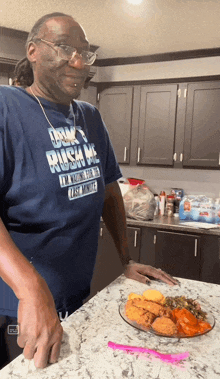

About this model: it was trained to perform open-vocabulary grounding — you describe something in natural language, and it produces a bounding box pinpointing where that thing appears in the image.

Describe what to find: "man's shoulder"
[0,85,24,101]
[74,99,98,113]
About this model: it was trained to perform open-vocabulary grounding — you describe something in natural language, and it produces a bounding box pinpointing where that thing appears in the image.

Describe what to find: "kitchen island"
[1,275,220,379]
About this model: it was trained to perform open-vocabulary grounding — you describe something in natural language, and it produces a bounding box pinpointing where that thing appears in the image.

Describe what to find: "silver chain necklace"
[29,86,76,143]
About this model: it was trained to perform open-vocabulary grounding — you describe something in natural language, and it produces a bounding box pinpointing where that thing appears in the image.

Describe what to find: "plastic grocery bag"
[122,182,156,221]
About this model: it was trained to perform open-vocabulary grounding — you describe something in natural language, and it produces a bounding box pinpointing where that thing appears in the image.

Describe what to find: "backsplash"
[120,166,220,199]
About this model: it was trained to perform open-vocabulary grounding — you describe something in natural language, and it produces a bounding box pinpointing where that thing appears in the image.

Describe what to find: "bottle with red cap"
[159,191,166,216]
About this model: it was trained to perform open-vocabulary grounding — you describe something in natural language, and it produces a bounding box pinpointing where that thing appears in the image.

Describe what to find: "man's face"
[30,16,91,103]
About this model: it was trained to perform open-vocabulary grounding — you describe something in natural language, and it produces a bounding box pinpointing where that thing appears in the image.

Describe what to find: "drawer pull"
[154,235,156,244]
[134,230,138,247]
[124,147,127,162]
[137,147,141,163]
[194,239,197,257]
[100,227,103,237]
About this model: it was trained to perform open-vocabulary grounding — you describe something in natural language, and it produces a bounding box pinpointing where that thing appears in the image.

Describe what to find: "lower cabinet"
[154,230,201,281]
[88,223,141,300]
[140,227,220,284]
[87,224,220,302]
[200,235,220,284]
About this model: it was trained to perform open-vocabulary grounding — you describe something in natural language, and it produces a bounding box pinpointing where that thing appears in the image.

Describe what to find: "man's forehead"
[41,17,88,42]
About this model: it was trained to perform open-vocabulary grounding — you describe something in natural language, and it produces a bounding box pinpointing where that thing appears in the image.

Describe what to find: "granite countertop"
[126,216,220,236]
[1,275,220,379]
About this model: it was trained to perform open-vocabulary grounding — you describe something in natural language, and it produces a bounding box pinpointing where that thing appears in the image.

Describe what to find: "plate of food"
[119,290,215,338]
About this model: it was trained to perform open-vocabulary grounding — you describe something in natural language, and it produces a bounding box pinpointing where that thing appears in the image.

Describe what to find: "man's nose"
[68,52,86,69]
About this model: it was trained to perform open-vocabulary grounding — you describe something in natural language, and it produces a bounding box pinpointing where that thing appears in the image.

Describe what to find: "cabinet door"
[183,82,220,168]
[137,84,178,165]
[98,86,133,164]
[155,230,201,280]
[78,85,97,107]
[88,224,141,299]
[139,227,156,267]
[200,235,220,284]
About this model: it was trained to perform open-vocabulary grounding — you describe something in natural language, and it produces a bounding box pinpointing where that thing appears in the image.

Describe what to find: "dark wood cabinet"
[200,235,220,284]
[98,86,133,164]
[88,223,141,299]
[155,230,201,280]
[97,81,220,170]
[139,227,156,267]
[78,85,97,107]
[87,223,220,303]
[183,82,220,168]
[137,85,178,166]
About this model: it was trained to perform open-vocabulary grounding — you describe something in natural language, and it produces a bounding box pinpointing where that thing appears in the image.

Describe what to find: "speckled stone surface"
[1,275,220,379]
[126,216,220,236]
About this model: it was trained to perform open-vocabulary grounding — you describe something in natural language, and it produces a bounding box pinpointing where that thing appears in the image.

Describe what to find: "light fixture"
[127,0,143,4]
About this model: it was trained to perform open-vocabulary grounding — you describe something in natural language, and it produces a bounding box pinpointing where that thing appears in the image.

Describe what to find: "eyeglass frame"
[32,38,97,66]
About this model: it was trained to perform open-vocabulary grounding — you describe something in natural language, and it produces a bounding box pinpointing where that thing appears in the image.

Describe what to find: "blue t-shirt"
[0,86,122,317]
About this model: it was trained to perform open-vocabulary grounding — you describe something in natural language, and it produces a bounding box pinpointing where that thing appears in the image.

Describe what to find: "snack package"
[123,183,156,221]
[179,195,215,223]
[215,198,220,225]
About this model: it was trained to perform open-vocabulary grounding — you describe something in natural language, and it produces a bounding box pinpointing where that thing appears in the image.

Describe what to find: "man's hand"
[124,260,179,286]
[17,278,63,369]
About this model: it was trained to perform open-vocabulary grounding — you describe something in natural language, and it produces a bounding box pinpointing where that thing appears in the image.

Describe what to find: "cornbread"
[143,289,165,304]
[128,293,143,301]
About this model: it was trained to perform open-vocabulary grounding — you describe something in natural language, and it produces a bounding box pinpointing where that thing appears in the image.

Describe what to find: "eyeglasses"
[35,38,97,65]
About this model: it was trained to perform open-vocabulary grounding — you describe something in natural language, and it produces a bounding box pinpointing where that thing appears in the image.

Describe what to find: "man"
[0,12,178,370]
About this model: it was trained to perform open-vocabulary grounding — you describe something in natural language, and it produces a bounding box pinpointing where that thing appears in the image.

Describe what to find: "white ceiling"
[1,0,220,59]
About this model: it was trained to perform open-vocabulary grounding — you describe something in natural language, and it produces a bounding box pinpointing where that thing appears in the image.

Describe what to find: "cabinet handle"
[154,235,156,244]
[184,89,187,98]
[219,152,220,166]
[97,93,100,102]
[194,239,197,257]
[134,230,138,247]
[100,227,103,237]
[124,147,127,162]
[180,153,183,162]
[137,147,141,163]
[173,153,177,161]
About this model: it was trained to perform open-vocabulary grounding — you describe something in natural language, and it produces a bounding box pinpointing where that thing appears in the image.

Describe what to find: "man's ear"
[27,42,37,64]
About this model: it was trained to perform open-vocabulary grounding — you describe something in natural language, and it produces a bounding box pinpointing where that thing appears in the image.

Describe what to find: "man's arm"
[0,218,63,368]
[102,181,179,286]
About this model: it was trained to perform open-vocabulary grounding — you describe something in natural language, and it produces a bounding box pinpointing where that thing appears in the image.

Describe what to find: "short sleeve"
[102,125,122,185]
[0,90,13,196]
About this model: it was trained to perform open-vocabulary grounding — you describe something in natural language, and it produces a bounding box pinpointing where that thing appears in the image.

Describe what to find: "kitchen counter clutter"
[1,275,220,379]
[126,215,220,236]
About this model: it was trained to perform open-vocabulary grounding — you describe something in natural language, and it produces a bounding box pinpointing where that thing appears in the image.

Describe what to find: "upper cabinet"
[98,86,133,164]
[183,82,220,168]
[98,80,220,170]
[137,84,178,165]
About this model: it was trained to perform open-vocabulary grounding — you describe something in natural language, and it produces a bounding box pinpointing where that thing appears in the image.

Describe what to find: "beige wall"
[120,165,220,199]
[93,56,220,82]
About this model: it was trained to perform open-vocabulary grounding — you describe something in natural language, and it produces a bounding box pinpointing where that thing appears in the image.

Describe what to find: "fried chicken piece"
[151,316,178,336]
[131,299,166,317]
[138,311,156,328]
[125,300,146,323]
